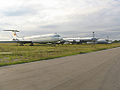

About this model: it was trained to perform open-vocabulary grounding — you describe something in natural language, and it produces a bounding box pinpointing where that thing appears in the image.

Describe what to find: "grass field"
[0,43,120,66]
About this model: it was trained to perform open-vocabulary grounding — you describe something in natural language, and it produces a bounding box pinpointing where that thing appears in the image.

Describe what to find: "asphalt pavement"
[0,47,120,90]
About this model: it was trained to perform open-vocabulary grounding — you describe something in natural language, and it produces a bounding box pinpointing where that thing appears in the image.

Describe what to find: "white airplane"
[63,37,97,44]
[0,30,62,46]
[96,39,112,44]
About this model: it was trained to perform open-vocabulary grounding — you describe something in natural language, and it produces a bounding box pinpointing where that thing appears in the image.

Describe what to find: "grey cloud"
[35,2,120,39]
[0,0,120,40]
[65,4,120,32]
[114,0,120,2]
[40,25,59,28]
[3,7,37,16]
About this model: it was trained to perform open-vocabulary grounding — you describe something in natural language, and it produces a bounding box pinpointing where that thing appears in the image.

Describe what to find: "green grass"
[0,43,120,66]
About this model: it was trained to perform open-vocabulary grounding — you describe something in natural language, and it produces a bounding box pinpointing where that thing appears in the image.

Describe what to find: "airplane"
[96,39,112,44]
[62,37,97,44]
[0,30,62,46]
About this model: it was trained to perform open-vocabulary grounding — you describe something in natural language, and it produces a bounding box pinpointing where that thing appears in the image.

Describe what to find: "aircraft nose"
[59,37,63,41]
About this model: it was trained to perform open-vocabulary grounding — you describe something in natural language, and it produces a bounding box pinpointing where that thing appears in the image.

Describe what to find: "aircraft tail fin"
[3,30,20,41]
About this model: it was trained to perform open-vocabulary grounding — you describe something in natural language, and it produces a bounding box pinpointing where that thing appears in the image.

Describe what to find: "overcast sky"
[0,0,120,40]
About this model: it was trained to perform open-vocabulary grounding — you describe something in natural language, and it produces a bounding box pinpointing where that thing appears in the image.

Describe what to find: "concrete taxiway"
[0,47,120,90]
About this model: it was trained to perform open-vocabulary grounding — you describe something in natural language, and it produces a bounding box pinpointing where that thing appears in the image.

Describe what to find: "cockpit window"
[54,35,60,37]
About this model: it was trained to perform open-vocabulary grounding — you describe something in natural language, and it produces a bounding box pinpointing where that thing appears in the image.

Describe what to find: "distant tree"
[113,40,120,43]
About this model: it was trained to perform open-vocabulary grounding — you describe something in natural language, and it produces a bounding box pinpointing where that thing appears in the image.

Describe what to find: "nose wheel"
[20,43,24,46]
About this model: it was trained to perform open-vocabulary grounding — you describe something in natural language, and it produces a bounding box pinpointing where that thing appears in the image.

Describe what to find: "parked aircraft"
[23,33,62,44]
[0,30,62,46]
[87,39,112,44]
[96,39,112,44]
[62,37,97,44]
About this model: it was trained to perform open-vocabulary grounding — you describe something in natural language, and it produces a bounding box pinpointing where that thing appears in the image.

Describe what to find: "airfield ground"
[0,43,120,66]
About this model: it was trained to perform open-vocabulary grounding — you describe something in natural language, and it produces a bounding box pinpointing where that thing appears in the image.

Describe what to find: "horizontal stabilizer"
[3,30,19,32]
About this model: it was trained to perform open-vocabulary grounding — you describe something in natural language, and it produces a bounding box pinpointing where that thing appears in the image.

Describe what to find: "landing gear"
[20,43,24,46]
[53,44,56,46]
[30,42,34,46]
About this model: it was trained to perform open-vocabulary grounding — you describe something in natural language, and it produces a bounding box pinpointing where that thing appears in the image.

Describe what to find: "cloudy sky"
[0,0,120,40]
